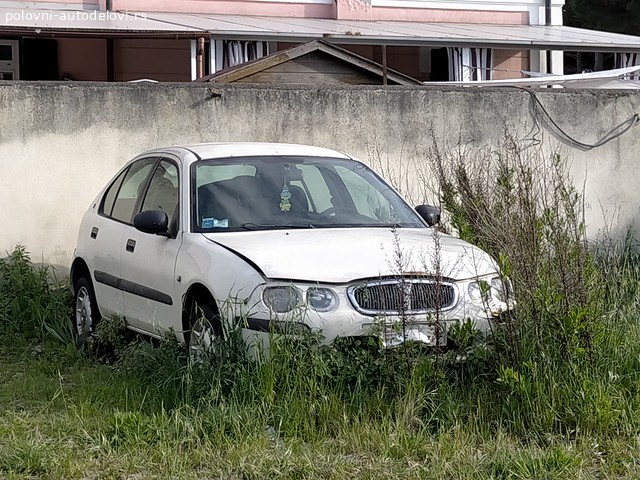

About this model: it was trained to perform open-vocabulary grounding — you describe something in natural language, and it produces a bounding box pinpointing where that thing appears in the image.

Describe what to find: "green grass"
[3,328,640,479]
[2,269,640,480]
[6,140,640,478]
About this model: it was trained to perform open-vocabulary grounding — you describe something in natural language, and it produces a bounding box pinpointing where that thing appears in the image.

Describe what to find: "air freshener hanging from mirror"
[280,184,291,212]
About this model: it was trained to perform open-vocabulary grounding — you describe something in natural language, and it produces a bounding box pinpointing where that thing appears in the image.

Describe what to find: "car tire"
[74,276,100,347]
[187,298,222,361]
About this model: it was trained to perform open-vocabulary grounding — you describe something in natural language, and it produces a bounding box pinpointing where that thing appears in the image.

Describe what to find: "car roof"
[145,142,353,161]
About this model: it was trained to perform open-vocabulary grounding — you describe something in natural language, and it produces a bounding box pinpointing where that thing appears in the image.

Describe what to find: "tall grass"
[3,132,640,467]
[0,245,73,344]
[430,133,640,436]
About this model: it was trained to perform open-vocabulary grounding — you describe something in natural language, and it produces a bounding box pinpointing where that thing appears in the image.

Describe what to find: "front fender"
[176,233,266,312]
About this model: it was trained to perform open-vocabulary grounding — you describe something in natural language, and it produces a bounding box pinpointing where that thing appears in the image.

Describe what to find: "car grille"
[348,279,457,315]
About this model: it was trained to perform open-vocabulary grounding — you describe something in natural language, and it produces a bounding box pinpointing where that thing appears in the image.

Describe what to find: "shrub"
[0,245,73,344]
[430,132,640,435]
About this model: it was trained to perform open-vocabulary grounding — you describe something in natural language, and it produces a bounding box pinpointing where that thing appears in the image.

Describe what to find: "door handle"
[90,227,99,239]
[126,239,136,253]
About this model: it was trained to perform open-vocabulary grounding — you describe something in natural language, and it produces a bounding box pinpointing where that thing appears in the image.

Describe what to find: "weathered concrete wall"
[1,82,639,273]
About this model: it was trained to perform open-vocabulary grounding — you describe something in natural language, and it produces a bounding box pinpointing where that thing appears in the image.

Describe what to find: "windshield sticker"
[202,217,229,228]
[279,184,291,212]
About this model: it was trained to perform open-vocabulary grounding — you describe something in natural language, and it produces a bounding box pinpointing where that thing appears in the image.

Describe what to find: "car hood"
[202,228,499,284]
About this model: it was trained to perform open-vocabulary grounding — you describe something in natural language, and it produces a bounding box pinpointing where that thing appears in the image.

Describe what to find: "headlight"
[306,287,338,312]
[468,280,490,304]
[263,286,302,313]
[490,276,513,303]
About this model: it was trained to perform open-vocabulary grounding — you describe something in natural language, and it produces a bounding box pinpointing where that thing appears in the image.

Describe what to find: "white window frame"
[190,39,273,78]
[0,39,19,80]
[211,40,273,74]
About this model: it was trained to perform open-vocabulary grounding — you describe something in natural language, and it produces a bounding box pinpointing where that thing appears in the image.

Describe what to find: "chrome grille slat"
[410,283,456,311]
[348,279,457,315]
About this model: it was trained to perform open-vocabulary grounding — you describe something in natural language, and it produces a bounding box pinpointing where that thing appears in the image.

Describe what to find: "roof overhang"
[426,65,640,88]
[2,7,640,52]
[0,7,203,38]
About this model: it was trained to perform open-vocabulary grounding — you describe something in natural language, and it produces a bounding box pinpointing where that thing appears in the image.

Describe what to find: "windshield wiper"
[240,223,316,231]
[310,223,419,229]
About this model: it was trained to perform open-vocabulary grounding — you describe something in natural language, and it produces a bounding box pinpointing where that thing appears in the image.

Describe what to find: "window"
[141,160,180,227]
[196,164,256,188]
[193,156,423,231]
[564,51,615,75]
[212,40,270,73]
[294,164,332,213]
[334,165,396,223]
[197,39,272,78]
[0,40,19,80]
[20,39,58,80]
[101,168,128,217]
[107,158,156,223]
[194,163,259,229]
[447,47,492,82]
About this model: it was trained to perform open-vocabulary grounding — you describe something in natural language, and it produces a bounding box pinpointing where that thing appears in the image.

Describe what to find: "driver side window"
[105,157,156,224]
[140,160,180,228]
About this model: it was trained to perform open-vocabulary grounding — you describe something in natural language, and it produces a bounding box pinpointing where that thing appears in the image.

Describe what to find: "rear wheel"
[186,298,222,361]
[74,276,100,347]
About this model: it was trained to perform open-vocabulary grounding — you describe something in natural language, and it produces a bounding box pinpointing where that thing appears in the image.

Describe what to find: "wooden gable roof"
[198,40,423,86]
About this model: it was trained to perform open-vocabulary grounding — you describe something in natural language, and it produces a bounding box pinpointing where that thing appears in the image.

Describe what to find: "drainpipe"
[197,37,205,79]
[545,0,552,74]
[382,44,388,86]
[106,0,114,81]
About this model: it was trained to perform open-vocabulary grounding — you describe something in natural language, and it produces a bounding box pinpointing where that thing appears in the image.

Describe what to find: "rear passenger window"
[108,158,156,223]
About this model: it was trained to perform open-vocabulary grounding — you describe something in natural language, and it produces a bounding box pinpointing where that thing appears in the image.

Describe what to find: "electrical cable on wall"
[505,85,640,150]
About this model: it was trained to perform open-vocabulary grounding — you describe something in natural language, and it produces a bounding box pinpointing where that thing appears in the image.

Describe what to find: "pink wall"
[113,1,334,17]
[4,0,530,24]
[108,0,528,24]
[355,8,527,24]
[334,0,528,24]
[12,0,104,6]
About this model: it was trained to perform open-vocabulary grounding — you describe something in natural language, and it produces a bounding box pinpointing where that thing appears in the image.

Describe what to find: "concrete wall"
[1,82,639,273]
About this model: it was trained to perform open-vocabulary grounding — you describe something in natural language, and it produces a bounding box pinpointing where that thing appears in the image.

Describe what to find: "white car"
[71,143,512,354]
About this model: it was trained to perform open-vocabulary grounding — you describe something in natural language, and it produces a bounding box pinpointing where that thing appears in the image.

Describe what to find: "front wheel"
[74,276,100,347]
[187,299,222,361]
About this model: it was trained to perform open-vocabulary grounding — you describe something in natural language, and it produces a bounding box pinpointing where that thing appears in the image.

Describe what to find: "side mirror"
[415,205,441,227]
[133,210,169,235]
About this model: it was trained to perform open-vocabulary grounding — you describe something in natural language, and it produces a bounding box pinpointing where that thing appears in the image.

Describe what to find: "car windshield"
[192,155,425,232]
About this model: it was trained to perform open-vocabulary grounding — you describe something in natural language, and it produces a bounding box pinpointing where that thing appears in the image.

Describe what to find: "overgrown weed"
[0,245,72,344]
[430,131,640,436]
[3,130,640,457]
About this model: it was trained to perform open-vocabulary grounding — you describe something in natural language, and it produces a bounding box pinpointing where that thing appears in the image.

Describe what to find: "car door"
[86,156,157,318]
[120,157,183,336]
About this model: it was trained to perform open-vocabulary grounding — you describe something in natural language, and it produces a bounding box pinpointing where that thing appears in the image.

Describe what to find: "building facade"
[1,0,637,83]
